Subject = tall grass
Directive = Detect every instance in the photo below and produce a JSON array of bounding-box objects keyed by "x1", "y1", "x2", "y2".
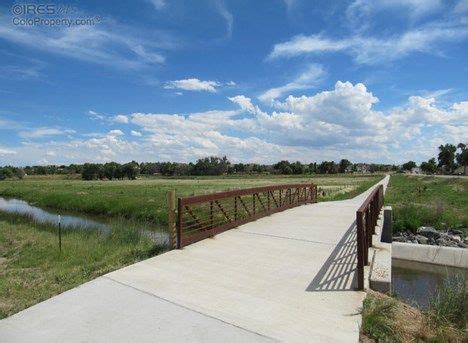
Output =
[
  {"x1": 0, "y1": 211, "x2": 167, "y2": 319},
  {"x1": 385, "y1": 175, "x2": 468, "y2": 233},
  {"x1": 361, "y1": 295, "x2": 399, "y2": 341},
  {"x1": 426, "y1": 275, "x2": 467, "y2": 333}
]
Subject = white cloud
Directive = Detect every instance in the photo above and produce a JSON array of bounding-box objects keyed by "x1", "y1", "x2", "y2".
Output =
[
  {"x1": 0, "y1": 17, "x2": 171, "y2": 70},
  {"x1": 268, "y1": 23, "x2": 468, "y2": 64},
  {"x1": 347, "y1": 0, "x2": 442, "y2": 20},
  {"x1": 113, "y1": 115, "x2": 129, "y2": 124},
  {"x1": 228, "y1": 95, "x2": 257, "y2": 114},
  {"x1": 214, "y1": 0, "x2": 234, "y2": 38},
  {"x1": 164, "y1": 78, "x2": 221, "y2": 92},
  {"x1": 258, "y1": 64, "x2": 325, "y2": 104},
  {"x1": 0, "y1": 147, "x2": 16, "y2": 156},
  {"x1": 88, "y1": 110, "x2": 104, "y2": 120},
  {"x1": 108, "y1": 129, "x2": 124, "y2": 137},
  {"x1": 147, "y1": 0, "x2": 166, "y2": 10},
  {"x1": 4, "y1": 82, "x2": 468, "y2": 165},
  {"x1": 19, "y1": 127, "x2": 75, "y2": 139}
]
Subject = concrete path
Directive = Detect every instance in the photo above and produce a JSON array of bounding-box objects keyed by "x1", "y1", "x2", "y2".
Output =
[{"x1": 0, "y1": 176, "x2": 389, "y2": 343}]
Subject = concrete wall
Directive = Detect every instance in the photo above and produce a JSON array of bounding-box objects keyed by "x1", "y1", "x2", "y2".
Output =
[
  {"x1": 368, "y1": 206, "x2": 392, "y2": 293},
  {"x1": 392, "y1": 242, "x2": 468, "y2": 269}
]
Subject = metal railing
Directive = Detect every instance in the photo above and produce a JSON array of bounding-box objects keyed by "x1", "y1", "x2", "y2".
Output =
[
  {"x1": 176, "y1": 183, "x2": 317, "y2": 248},
  {"x1": 356, "y1": 184, "x2": 384, "y2": 290}
]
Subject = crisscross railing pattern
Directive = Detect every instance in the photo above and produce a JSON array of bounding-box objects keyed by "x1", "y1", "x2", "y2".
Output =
[
  {"x1": 177, "y1": 183, "x2": 317, "y2": 248},
  {"x1": 356, "y1": 184, "x2": 384, "y2": 290}
]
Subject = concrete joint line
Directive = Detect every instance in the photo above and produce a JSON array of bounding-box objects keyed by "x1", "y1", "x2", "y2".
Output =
[{"x1": 102, "y1": 276, "x2": 276, "y2": 341}]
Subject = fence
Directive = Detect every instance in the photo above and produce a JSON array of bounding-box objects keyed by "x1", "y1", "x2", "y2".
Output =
[
  {"x1": 171, "y1": 183, "x2": 317, "y2": 248},
  {"x1": 356, "y1": 184, "x2": 384, "y2": 290}
]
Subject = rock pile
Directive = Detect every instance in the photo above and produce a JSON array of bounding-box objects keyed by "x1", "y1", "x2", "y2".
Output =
[{"x1": 393, "y1": 226, "x2": 467, "y2": 248}]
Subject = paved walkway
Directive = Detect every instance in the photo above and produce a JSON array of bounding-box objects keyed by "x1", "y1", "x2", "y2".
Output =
[{"x1": 0, "y1": 176, "x2": 389, "y2": 343}]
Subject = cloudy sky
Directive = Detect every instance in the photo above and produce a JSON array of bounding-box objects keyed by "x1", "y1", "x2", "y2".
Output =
[{"x1": 0, "y1": 0, "x2": 467, "y2": 166}]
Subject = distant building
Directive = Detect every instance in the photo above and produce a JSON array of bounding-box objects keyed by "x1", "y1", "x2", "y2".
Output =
[
  {"x1": 354, "y1": 163, "x2": 370, "y2": 173},
  {"x1": 454, "y1": 165, "x2": 468, "y2": 175}
]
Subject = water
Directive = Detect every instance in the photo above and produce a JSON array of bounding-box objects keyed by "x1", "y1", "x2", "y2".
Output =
[
  {"x1": 392, "y1": 259, "x2": 467, "y2": 309},
  {"x1": 0, "y1": 196, "x2": 169, "y2": 244}
]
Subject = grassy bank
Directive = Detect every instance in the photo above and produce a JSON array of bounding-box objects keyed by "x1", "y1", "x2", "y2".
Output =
[
  {"x1": 361, "y1": 277, "x2": 467, "y2": 342},
  {"x1": 0, "y1": 212, "x2": 166, "y2": 319},
  {"x1": 0, "y1": 174, "x2": 382, "y2": 228},
  {"x1": 385, "y1": 175, "x2": 468, "y2": 233}
]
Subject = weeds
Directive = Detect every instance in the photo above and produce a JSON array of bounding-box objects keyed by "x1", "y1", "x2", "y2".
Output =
[
  {"x1": 361, "y1": 294, "x2": 399, "y2": 341},
  {"x1": 426, "y1": 275, "x2": 467, "y2": 336},
  {"x1": 386, "y1": 175, "x2": 468, "y2": 233}
]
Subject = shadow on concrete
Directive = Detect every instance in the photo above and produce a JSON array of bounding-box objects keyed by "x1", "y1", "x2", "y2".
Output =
[{"x1": 306, "y1": 222, "x2": 358, "y2": 292}]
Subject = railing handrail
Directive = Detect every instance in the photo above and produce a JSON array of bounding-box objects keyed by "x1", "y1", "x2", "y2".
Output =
[
  {"x1": 356, "y1": 184, "x2": 384, "y2": 290},
  {"x1": 179, "y1": 183, "x2": 314, "y2": 205},
  {"x1": 356, "y1": 185, "x2": 383, "y2": 213},
  {"x1": 177, "y1": 182, "x2": 317, "y2": 248}
]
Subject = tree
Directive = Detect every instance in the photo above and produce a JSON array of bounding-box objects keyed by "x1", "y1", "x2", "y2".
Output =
[
  {"x1": 308, "y1": 162, "x2": 317, "y2": 174},
  {"x1": 123, "y1": 161, "x2": 140, "y2": 180},
  {"x1": 456, "y1": 143, "x2": 467, "y2": 174},
  {"x1": 15, "y1": 168, "x2": 25, "y2": 179},
  {"x1": 317, "y1": 161, "x2": 336, "y2": 174},
  {"x1": 103, "y1": 162, "x2": 118, "y2": 180},
  {"x1": 290, "y1": 161, "x2": 305, "y2": 174},
  {"x1": 402, "y1": 161, "x2": 416, "y2": 171},
  {"x1": 438, "y1": 144, "x2": 457, "y2": 173},
  {"x1": 81, "y1": 163, "x2": 102, "y2": 180},
  {"x1": 338, "y1": 159, "x2": 352, "y2": 173},
  {"x1": 420, "y1": 158, "x2": 437, "y2": 174},
  {"x1": 273, "y1": 160, "x2": 293, "y2": 174},
  {"x1": 193, "y1": 156, "x2": 230, "y2": 176}
]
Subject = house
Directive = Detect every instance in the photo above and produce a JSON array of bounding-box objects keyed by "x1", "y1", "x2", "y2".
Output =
[{"x1": 454, "y1": 165, "x2": 468, "y2": 175}]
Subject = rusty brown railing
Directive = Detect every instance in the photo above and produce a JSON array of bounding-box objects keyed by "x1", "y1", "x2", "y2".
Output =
[
  {"x1": 356, "y1": 184, "x2": 384, "y2": 290},
  {"x1": 176, "y1": 183, "x2": 317, "y2": 248}
]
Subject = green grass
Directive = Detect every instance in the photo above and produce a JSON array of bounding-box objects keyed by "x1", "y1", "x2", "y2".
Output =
[
  {"x1": 361, "y1": 289, "x2": 467, "y2": 342},
  {"x1": 361, "y1": 294, "x2": 400, "y2": 341},
  {"x1": 0, "y1": 174, "x2": 382, "y2": 229},
  {"x1": 385, "y1": 175, "x2": 468, "y2": 233},
  {"x1": 0, "y1": 212, "x2": 166, "y2": 319},
  {"x1": 426, "y1": 275, "x2": 467, "y2": 332}
]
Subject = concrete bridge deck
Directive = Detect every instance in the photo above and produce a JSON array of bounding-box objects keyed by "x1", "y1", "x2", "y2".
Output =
[{"x1": 0, "y1": 176, "x2": 389, "y2": 343}]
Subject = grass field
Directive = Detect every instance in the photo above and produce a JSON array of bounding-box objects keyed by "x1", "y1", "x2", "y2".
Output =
[
  {"x1": 0, "y1": 174, "x2": 383, "y2": 229},
  {"x1": 0, "y1": 212, "x2": 165, "y2": 319},
  {"x1": 385, "y1": 175, "x2": 468, "y2": 233}
]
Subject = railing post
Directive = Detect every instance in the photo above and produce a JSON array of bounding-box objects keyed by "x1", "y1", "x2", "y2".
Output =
[
  {"x1": 234, "y1": 196, "x2": 238, "y2": 221},
  {"x1": 176, "y1": 197, "x2": 182, "y2": 249},
  {"x1": 210, "y1": 200, "x2": 213, "y2": 235},
  {"x1": 253, "y1": 193, "x2": 256, "y2": 214},
  {"x1": 168, "y1": 190, "x2": 177, "y2": 249},
  {"x1": 267, "y1": 191, "x2": 271, "y2": 210},
  {"x1": 356, "y1": 211, "x2": 364, "y2": 290}
]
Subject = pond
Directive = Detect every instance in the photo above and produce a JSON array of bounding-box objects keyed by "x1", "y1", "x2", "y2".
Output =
[
  {"x1": 392, "y1": 259, "x2": 467, "y2": 309},
  {"x1": 0, "y1": 196, "x2": 169, "y2": 245}
]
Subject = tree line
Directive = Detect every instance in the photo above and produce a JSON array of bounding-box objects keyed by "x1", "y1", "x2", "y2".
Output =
[
  {"x1": 1, "y1": 142, "x2": 465, "y2": 180},
  {"x1": 0, "y1": 156, "x2": 398, "y2": 180},
  {"x1": 400, "y1": 143, "x2": 467, "y2": 175}
]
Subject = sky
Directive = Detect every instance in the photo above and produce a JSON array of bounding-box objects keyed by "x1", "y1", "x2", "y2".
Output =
[{"x1": 0, "y1": 0, "x2": 467, "y2": 166}]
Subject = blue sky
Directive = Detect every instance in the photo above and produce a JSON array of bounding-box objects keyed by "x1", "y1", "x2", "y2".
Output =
[{"x1": 0, "y1": 0, "x2": 467, "y2": 166}]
